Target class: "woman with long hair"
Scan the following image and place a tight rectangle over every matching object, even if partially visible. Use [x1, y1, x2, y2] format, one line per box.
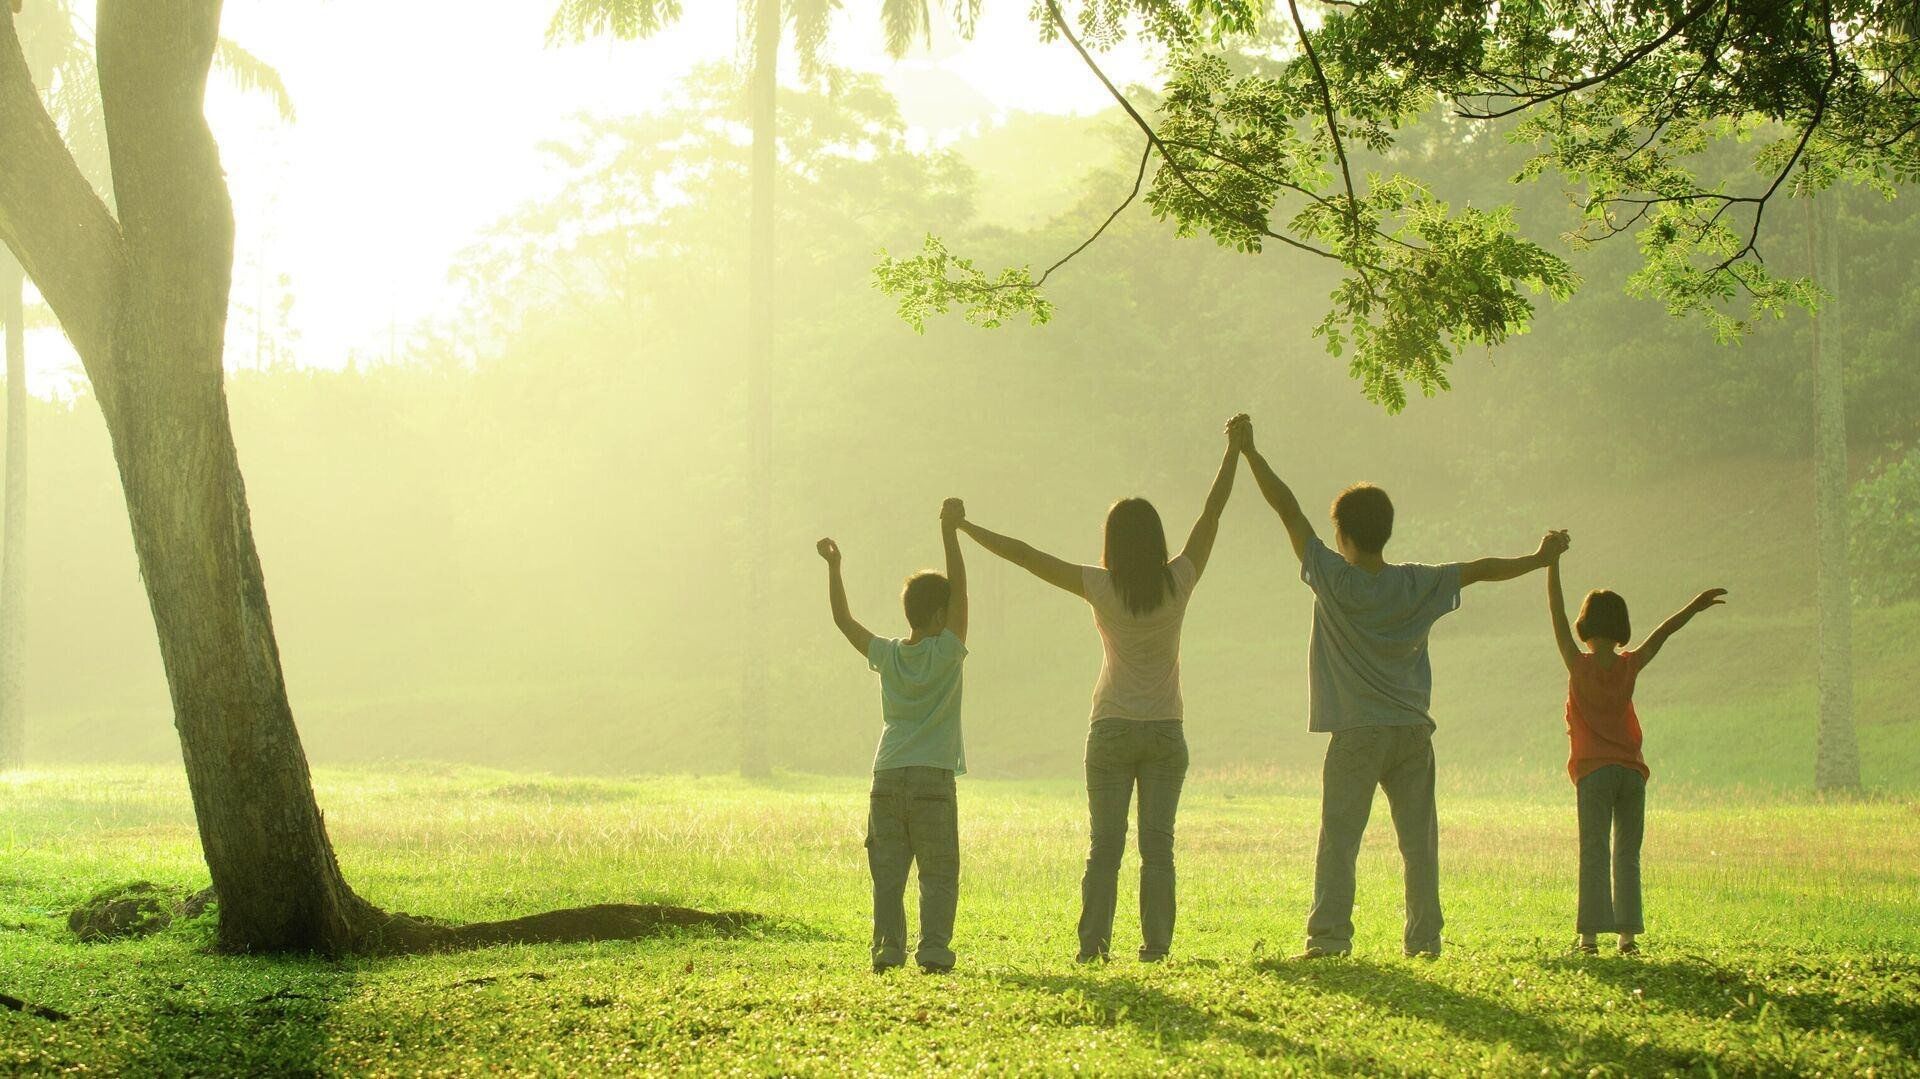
[954, 416, 1244, 961]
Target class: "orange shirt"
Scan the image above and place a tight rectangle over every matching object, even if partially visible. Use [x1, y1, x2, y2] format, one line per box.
[1564, 649, 1650, 784]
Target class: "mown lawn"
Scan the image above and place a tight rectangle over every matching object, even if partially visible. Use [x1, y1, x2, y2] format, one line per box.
[2, 766, 1916, 1075]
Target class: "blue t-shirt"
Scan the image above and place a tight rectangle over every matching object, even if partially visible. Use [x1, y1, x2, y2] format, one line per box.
[1301, 536, 1463, 732]
[867, 630, 967, 774]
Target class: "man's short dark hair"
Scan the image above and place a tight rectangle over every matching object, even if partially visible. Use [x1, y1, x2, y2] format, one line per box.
[902, 572, 951, 631]
[1576, 590, 1633, 645]
[1332, 483, 1394, 554]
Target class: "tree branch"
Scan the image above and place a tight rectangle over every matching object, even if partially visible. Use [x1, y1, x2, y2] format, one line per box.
[1042, 0, 1343, 263]
[0, 8, 123, 372]
[1452, 0, 1722, 120]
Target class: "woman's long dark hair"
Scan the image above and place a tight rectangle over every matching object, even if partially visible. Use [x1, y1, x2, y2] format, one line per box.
[1103, 498, 1177, 616]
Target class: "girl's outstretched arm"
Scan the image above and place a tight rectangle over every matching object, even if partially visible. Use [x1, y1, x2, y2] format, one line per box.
[1179, 419, 1242, 577]
[957, 519, 1085, 598]
[1636, 588, 1728, 668]
[1546, 556, 1581, 671]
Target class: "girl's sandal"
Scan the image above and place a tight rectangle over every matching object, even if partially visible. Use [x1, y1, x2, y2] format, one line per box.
[1618, 940, 1641, 956]
[1576, 939, 1599, 956]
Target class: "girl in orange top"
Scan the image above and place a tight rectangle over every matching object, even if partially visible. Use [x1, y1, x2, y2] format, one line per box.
[1547, 550, 1725, 956]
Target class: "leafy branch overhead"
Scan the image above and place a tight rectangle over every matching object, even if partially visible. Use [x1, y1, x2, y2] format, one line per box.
[876, 0, 1919, 410]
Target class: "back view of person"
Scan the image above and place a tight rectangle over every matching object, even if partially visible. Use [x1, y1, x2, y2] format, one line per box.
[815, 499, 970, 973]
[954, 418, 1243, 962]
[1546, 550, 1726, 955]
[1232, 413, 1568, 958]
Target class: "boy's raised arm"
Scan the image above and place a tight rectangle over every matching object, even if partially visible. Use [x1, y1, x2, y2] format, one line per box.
[1460, 530, 1568, 587]
[1636, 588, 1727, 668]
[1178, 417, 1243, 576]
[1235, 415, 1316, 563]
[816, 538, 875, 657]
[1546, 553, 1581, 671]
[941, 499, 968, 642]
[956, 518, 1086, 598]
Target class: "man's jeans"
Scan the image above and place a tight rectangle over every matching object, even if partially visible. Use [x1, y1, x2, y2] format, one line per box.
[867, 765, 959, 969]
[1306, 724, 1443, 956]
[1078, 719, 1189, 961]
[1576, 764, 1646, 935]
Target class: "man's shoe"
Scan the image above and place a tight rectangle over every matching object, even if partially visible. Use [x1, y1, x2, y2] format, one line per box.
[919, 962, 954, 975]
[1405, 949, 1441, 960]
[1075, 951, 1108, 965]
[1295, 946, 1349, 960]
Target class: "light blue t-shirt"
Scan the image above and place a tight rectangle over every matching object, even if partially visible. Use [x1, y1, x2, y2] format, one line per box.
[867, 630, 967, 774]
[1301, 536, 1463, 732]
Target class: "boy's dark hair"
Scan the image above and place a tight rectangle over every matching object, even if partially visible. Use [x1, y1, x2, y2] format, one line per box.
[1576, 589, 1633, 645]
[1331, 483, 1394, 554]
[902, 571, 951, 632]
[1103, 497, 1177, 616]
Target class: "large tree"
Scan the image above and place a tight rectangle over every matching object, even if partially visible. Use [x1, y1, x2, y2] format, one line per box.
[879, 0, 1916, 789]
[0, 0, 744, 953]
[0, 0, 290, 773]
[550, 0, 979, 776]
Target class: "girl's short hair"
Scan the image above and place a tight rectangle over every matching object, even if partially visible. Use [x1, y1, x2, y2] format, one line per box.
[1576, 589, 1632, 645]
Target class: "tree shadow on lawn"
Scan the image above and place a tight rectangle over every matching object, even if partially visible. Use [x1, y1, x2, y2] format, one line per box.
[996, 970, 1394, 1073]
[1544, 950, 1920, 1056]
[129, 956, 352, 1077]
[1254, 956, 1729, 1074]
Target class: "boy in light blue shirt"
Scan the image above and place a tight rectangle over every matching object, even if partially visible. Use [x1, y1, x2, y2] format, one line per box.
[816, 498, 968, 973]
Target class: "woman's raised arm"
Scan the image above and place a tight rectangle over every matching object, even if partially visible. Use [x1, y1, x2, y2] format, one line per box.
[957, 519, 1086, 598]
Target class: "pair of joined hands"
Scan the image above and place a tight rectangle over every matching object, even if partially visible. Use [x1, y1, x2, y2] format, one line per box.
[817, 499, 966, 566]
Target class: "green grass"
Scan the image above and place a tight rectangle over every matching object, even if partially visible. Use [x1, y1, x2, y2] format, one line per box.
[3, 766, 1917, 1075]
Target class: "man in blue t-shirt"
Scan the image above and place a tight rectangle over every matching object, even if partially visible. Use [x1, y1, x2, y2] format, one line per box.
[1232, 414, 1568, 958]
[816, 498, 969, 973]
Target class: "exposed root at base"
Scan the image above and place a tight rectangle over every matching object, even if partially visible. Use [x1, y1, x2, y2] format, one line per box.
[354, 903, 761, 955]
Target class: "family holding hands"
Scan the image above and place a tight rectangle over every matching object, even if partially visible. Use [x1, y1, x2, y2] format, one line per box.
[817, 414, 1725, 972]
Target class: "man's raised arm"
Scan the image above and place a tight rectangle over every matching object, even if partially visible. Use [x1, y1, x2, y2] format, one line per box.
[1234, 414, 1316, 563]
[1460, 530, 1569, 587]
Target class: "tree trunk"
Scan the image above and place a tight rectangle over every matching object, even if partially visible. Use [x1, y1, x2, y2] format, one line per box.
[86, 0, 376, 951]
[1806, 196, 1860, 792]
[740, 0, 778, 778]
[0, 253, 23, 771]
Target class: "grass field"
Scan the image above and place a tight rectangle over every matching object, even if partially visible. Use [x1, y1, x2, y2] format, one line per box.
[3, 765, 1917, 1075]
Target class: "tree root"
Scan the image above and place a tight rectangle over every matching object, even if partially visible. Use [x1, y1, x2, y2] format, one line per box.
[350, 903, 762, 956]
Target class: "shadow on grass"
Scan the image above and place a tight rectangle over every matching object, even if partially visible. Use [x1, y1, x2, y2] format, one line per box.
[132, 954, 351, 1077]
[1254, 955, 1725, 1074]
[996, 970, 1387, 1073]
[1545, 949, 1920, 1056]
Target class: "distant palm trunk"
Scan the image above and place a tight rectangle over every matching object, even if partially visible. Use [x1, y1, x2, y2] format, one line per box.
[740, 0, 779, 777]
[0, 254, 24, 771]
[1807, 197, 1860, 792]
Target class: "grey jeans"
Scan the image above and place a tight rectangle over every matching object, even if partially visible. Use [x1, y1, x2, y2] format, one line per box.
[1576, 764, 1646, 935]
[1079, 719, 1189, 961]
[867, 766, 959, 968]
[1306, 724, 1442, 956]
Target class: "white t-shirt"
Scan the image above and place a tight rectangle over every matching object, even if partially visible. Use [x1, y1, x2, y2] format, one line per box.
[1079, 555, 1201, 723]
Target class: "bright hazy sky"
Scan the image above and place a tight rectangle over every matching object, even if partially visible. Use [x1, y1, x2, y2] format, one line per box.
[23, 0, 1158, 396]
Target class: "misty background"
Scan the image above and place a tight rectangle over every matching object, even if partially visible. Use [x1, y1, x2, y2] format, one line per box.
[7, 5, 1917, 791]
